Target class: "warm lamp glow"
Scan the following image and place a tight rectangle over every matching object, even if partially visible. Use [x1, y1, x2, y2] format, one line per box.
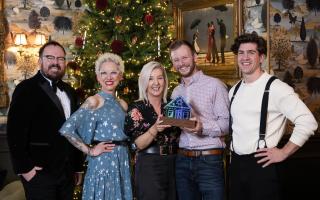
[34, 33, 46, 45]
[14, 33, 28, 46]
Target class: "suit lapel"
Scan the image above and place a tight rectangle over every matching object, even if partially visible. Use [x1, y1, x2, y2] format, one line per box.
[36, 72, 66, 119]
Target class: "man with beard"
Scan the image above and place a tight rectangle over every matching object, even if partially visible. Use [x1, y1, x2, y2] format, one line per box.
[7, 41, 83, 200]
[169, 40, 229, 200]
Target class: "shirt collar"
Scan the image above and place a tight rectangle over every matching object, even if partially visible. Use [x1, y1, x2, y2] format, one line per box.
[39, 70, 61, 87]
[39, 70, 54, 86]
[181, 70, 203, 86]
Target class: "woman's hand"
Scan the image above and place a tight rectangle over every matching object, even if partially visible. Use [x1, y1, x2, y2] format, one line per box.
[89, 142, 115, 156]
[150, 116, 171, 136]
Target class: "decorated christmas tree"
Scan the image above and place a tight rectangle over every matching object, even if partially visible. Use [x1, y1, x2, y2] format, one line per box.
[70, 0, 177, 102]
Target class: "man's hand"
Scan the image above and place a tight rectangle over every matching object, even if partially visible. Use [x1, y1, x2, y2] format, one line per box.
[255, 147, 289, 168]
[22, 166, 43, 182]
[254, 141, 300, 168]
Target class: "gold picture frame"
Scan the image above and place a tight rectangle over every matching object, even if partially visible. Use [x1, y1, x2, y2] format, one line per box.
[172, 0, 241, 85]
[0, 0, 9, 109]
[239, 0, 271, 73]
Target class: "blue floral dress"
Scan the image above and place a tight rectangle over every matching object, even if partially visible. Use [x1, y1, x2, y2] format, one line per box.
[60, 91, 132, 200]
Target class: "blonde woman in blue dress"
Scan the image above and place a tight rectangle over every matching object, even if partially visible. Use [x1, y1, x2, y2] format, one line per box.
[60, 53, 132, 200]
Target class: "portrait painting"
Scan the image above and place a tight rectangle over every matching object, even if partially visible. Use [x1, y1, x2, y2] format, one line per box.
[173, 0, 239, 86]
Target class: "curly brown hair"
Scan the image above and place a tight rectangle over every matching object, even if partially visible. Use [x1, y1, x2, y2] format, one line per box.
[231, 33, 267, 55]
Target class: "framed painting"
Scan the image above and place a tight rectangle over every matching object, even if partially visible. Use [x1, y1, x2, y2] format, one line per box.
[172, 0, 240, 85]
[240, 0, 271, 73]
[269, 0, 320, 100]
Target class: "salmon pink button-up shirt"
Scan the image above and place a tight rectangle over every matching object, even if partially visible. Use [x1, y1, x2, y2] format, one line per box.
[171, 70, 230, 150]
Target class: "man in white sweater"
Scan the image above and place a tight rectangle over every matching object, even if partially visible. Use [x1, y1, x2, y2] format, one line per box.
[228, 33, 318, 200]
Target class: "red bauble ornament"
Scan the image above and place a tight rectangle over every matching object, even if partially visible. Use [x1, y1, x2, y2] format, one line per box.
[96, 0, 108, 11]
[144, 13, 154, 25]
[75, 36, 84, 48]
[111, 40, 124, 54]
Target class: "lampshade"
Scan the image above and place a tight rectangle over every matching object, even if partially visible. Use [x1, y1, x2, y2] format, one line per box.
[34, 33, 46, 45]
[14, 33, 27, 46]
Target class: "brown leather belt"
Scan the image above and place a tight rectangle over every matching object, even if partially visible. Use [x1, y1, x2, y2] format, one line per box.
[178, 148, 224, 157]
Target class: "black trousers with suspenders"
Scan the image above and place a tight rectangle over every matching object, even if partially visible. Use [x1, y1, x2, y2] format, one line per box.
[228, 76, 282, 200]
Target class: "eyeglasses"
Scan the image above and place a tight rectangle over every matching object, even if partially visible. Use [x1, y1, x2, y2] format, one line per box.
[99, 71, 120, 79]
[43, 55, 66, 63]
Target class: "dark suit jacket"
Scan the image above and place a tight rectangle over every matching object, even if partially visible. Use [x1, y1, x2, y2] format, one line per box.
[7, 71, 83, 175]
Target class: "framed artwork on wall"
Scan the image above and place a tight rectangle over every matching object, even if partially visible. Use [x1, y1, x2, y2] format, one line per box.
[172, 0, 240, 85]
[269, 0, 320, 100]
[240, 0, 270, 73]
[0, 0, 84, 115]
[242, 0, 268, 36]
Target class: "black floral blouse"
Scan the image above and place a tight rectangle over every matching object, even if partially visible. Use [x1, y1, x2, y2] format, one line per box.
[125, 100, 180, 147]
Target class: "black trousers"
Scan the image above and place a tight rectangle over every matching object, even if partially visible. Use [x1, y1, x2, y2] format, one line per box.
[21, 168, 74, 200]
[135, 153, 177, 200]
[229, 152, 282, 200]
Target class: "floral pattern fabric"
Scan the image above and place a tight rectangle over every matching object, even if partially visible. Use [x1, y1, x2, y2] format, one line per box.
[125, 100, 180, 146]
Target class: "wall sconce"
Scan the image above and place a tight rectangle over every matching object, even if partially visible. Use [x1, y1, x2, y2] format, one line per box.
[14, 33, 27, 55]
[34, 33, 46, 46]
[14, 33, 28, 46]
[11, 32, 46, 58]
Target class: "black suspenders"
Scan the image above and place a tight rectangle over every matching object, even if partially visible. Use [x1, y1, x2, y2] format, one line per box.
[229, 76, 277, 151]
[229, 80, 242, 151]
[258, 76, 277, 149]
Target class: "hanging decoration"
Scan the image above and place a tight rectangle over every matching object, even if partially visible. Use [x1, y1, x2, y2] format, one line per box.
[144, 13, 154, 25]
[131, 35, 138, 45]
[111, 39, 125, 54]
[114, 15, 122, 24]
[96, 0, 108, 11]
[72, 0, 176, 102]
[67, 61, 80, 71]
[75, 36, 84, 48]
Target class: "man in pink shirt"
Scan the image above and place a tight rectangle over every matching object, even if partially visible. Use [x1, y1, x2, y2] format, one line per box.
[169, 40, 229, 200]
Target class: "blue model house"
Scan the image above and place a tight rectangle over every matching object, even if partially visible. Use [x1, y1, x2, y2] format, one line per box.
[164, 96, 191, 119]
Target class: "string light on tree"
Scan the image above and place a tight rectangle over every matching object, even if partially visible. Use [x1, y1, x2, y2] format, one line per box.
[70, 0, 177, 103]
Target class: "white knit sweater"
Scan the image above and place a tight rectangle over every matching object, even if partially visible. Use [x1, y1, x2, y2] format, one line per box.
[229, 72, 317, 155]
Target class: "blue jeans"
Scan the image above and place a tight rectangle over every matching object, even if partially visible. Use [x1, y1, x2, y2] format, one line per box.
[175, 154, 225, 200]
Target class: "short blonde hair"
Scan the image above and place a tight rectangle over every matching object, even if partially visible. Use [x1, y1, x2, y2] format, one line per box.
[138, 61, 168, 103]
[95, 53, 125, 75]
